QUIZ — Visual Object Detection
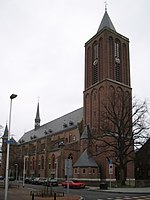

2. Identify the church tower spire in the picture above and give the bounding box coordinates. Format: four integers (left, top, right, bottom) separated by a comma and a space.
97, 5, 116, 32
35, 101, 41, 130
2, 123, 8, 142
84, 7, 131, 134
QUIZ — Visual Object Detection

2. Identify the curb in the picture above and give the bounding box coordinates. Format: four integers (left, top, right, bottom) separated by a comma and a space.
86, 188, 150, 194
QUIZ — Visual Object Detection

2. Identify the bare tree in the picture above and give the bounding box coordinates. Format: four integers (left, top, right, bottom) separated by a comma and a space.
90, 90, 149, 186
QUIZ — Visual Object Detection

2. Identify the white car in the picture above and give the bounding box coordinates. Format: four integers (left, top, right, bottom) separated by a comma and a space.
32, 177, 47, 185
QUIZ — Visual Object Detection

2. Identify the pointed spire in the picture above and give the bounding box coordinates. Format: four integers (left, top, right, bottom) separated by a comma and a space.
2, 123, 8, 139
81, 125, 92, 140
35, 101, 41, 130
97, 6, 116, 32
36, 102, 40, 120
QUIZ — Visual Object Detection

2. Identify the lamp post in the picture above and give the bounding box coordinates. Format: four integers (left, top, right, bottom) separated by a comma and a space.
5, 94, 17, 200
23, 155, 29, 187
55, 158, 58, 180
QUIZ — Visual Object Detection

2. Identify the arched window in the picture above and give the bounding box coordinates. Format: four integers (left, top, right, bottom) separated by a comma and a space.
68, 153, 73, 159
93, 42, 98, 60
115, 40, 120, 58
32, 157, 35, 170
69, 134, 72, 143
92, 42, 98, 84
38, 160, 40, 170
65, 137, 68, 143
123, 43, 128, 85
41, 156, 44, 170
52, 154, 55, 169
115, 39, 121, 82
109, 37, 114, 79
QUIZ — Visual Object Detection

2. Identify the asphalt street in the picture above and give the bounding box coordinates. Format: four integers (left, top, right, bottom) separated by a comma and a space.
1, 182, 150, 200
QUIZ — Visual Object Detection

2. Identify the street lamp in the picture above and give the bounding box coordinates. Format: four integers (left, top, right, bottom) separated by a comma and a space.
4, 94, 17, 200
23, 155, 29, 187
55, 158, 58, 180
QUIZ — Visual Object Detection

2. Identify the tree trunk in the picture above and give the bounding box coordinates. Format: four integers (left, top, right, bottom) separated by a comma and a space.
119, 167, 126, 187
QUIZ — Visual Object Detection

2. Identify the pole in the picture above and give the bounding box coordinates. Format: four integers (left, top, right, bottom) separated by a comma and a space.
23, 156, 25, 187
54, 192, 56, 200
4, 94, 17, 200
110, 174, 111, 189
23, 156, 28, 187
66, 159, 69, 200
55, 158, 58, 180
32, 193, 34, 200
109, 160, 113, 189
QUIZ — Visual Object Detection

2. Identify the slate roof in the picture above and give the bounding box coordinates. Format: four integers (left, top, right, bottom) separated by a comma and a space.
19, 107, 83, 144
10, 137, 17, 145
73, 149, 98, 168
97, 11, 116, 32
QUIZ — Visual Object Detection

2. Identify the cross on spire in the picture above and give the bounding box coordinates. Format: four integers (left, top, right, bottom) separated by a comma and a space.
104, 0, 108, 12
37, 96, 40, 102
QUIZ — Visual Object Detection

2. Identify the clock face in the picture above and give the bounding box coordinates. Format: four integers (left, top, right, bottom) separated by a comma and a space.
115, 57, 120, 64
93, 59, 98, 66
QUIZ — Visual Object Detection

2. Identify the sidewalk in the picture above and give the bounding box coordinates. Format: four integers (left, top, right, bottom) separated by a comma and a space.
87, 186, 150, 194
1, 185, 150, 200
0, 186, 81, 200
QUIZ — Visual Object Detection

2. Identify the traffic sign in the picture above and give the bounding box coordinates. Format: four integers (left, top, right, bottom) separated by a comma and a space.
109, 163, 113, 174
65, 159, 72, 176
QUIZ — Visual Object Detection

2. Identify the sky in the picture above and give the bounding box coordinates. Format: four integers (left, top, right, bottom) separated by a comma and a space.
0, 0, 150, 141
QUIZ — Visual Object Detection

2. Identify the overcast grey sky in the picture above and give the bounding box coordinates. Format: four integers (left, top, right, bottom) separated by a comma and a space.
0, 0, 150, 141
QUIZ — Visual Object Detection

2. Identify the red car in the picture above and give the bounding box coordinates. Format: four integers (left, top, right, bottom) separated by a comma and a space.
61, 180, 85, 189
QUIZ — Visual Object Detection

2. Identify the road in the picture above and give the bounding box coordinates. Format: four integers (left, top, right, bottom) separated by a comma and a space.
58, 187, 150, 200
26, 184, 150, 200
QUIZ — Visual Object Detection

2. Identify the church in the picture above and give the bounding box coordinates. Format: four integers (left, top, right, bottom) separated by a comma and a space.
1, 7, 135, 186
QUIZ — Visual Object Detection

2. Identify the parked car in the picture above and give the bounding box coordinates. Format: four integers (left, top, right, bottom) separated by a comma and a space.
25, 177, 34, 184
42, 178, 58, 186
32, 177, 47, 185
9, 177, 15, 181
61, 180, 85, 189
3, 177, 15, 181
0, 176, 4, 180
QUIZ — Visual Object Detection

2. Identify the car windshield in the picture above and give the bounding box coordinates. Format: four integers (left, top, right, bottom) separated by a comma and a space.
72, 180, 79, 183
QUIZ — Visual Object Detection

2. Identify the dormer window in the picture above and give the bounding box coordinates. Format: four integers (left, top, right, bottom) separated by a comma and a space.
19, 139, 25, 143
44, 130, 48, 135
63, 123, 67, 128
49, 129, 52, 133
69, 120, 74, 126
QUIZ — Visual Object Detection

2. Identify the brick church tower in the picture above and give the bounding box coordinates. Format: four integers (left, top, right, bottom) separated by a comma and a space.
83, 8, 134, 182
83, 8, 131, 130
